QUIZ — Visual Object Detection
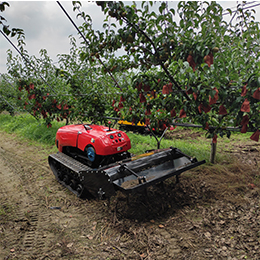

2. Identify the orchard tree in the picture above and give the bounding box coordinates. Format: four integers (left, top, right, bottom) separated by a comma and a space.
0, 74, 17, 115
3, 34, 124, 126
71, 1, 260, 160
2, 1, 259, 162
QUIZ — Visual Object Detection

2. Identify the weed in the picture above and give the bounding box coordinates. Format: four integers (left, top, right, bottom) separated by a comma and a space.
0, 207, 6, 216
0, 202, 14, 220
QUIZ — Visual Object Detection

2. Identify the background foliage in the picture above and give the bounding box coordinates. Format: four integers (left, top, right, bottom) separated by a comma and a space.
0, 1, 259, 141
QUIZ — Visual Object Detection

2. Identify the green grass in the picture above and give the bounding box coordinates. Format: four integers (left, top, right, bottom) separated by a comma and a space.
0, 113, 64, 145
126, 131, 210, 162
0, 113, 210, 161
0, 203, 13, 217
0, 112, 254, 164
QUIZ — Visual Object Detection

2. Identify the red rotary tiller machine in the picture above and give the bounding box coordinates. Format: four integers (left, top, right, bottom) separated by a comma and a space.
48, 123, 205, 199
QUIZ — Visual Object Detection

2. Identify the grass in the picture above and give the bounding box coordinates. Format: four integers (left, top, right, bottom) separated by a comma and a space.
127, 131, 211, 162
0, 203, 13, 217
0, 113, 62, 145
0, 112, 255, 164
0, 113, 210, 161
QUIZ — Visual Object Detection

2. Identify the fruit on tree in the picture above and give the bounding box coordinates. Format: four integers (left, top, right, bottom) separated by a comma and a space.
212, 47, 219, 53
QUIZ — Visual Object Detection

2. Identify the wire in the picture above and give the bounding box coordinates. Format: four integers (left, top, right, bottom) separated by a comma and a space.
0, 73, 15, 89
223, 1, 257, 12
0, 30, 56, 94
0, 72, 37, 116
0, 94, 23, 116
171, 122, 256, 133
56, 1, 123, 91
223, 2, 260, 16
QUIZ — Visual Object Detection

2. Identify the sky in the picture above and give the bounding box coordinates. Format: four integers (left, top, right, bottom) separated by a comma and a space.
1, 1, 260, 74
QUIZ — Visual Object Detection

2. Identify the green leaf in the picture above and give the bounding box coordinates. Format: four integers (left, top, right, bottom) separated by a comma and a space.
159, 2, 166, 14
3, 25, 10, 36
169, 8, 175, 16
0, 2, 10, 12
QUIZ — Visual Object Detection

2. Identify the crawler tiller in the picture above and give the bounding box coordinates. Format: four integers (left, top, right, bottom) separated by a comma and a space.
48, 122, 205, 199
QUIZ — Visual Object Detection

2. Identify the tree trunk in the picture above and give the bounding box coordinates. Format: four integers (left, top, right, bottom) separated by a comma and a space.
210, 140, 217, 164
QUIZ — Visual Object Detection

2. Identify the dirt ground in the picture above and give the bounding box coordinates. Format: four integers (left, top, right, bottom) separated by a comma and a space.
0, 129, 260, 260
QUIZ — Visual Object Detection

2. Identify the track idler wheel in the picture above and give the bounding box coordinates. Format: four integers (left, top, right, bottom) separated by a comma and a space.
57, 170, 63, 180
70, 179, 78, 190
76, 184, 83, 195
63, 175, 70, 185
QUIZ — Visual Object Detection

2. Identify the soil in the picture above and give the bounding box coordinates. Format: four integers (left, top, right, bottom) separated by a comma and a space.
0, 129, 260, 260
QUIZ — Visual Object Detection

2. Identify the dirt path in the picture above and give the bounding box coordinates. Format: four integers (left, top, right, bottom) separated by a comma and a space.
0, 130, 260, 259
0, 133, 108, 259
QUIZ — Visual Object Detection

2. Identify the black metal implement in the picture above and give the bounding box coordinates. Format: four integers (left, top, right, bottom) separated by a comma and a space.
107, 147, 205, 194
117, 163, 147, 184
48, 147, 206, 199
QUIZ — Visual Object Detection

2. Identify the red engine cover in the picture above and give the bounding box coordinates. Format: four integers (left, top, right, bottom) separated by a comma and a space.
56, 124, 131, 156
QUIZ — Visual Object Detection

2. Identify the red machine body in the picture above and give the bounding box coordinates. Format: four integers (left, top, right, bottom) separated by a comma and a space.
56, 124, 131, 156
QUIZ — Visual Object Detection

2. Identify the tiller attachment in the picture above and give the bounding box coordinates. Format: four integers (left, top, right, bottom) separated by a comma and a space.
109, 147, 205, 194
49, 147, 205, 199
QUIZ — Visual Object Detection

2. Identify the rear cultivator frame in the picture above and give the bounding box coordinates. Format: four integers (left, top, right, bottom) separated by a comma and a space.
49, 146, 205, 200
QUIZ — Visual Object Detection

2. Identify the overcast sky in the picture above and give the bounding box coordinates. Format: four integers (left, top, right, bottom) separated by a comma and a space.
1, 1, 260, 74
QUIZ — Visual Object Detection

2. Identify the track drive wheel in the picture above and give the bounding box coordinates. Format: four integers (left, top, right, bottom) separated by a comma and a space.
85, 146, 101, 168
